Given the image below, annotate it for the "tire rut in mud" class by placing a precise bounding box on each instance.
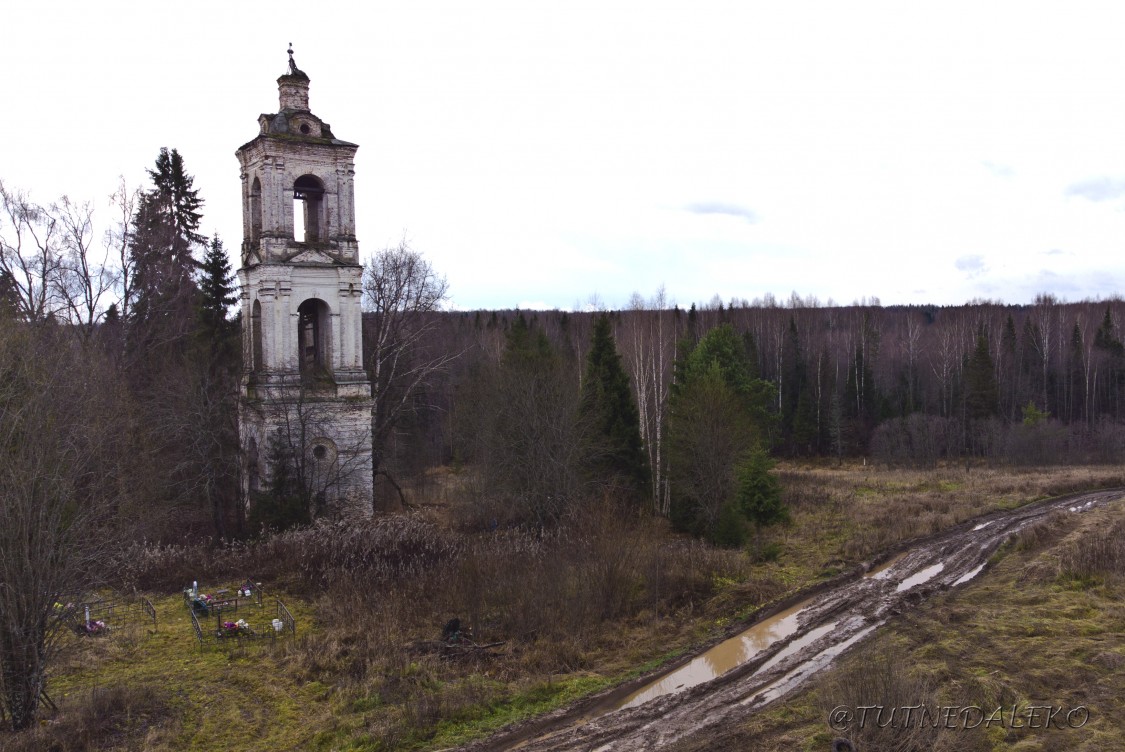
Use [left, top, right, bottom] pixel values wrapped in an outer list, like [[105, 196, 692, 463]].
[[464, 488, 1125, 752]]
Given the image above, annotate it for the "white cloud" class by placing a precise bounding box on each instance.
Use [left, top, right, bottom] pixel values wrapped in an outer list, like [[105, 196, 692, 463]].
[[1065, 176, 1125, 202], [6, 1, 1125, 311]]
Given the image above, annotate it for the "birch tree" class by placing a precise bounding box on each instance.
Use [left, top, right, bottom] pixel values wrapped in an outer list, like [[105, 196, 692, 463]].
[[624, 287, 675, 514]]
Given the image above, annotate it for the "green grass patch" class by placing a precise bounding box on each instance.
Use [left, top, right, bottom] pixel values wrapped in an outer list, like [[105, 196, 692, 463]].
[[425, 674, 612, 749], [48, 585, 322, 751]]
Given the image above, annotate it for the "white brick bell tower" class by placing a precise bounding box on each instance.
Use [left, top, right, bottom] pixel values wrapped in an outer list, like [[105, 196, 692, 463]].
[[237, 46, 373, 518]]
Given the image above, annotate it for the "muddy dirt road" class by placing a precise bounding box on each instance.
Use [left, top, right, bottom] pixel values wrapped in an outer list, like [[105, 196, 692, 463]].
[[466, 488, 1124, 752]]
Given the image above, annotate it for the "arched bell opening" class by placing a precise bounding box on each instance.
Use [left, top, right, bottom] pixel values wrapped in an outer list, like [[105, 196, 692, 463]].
[[293, 174, 325, 244]]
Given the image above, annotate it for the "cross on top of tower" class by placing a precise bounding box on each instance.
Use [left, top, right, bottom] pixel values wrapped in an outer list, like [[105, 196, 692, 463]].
[[287, 43, 299, 75]]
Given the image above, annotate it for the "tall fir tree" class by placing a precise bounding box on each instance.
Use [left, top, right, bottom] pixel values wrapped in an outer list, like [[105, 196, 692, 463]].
[[1095, 307, 1124, 357], [196, 235, 239, 353], [118, 149, 245, 539], [965, 330, 999, 421], [192, 235, 242, 536], [578, 314, 649, 500], [128, 147, 205, 354], [147, 146, 205, 251]]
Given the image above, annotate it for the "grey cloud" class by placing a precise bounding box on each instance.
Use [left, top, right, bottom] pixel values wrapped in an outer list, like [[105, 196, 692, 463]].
[[685, 202, 758, 223], [982, 161, 1014, 178], [955, 255, 987, 277], [1065, 176, 1125, 202]]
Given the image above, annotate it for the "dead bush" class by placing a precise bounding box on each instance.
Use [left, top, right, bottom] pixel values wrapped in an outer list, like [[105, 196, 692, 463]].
[[0, 682, 171, 750], [1058, 517, 1125, 582], [1012, 512, 1070, 554], [817, 644, 966, 752]]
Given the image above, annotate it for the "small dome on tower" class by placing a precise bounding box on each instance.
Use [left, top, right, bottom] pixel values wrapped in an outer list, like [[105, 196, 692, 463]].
[[278, 43, 311, 111]]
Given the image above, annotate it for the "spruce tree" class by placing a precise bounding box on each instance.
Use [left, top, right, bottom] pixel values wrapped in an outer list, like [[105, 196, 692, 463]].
[[128, 147, 205, 349], [147, 146, 205, 252], [578, 314, 649, 499], [1095, 307, 1123, 357], [197, 235, 238, 345], [965, 331, 999, 420], [735, 444, 787, 553], [192, 235, 242, 536], [248, 432, 311, 531], [667, 324, 778, 538]]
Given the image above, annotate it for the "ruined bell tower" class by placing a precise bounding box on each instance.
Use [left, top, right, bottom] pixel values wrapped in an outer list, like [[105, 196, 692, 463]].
[[237, 46, 373, 518]]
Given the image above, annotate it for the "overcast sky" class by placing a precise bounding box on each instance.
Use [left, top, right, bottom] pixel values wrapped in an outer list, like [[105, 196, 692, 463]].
[[5, 1, 1125, 311]]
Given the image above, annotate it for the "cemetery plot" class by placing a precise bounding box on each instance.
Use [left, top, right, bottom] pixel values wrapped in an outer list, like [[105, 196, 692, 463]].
[[183, 580, 296, 650], [64, 593, 157, 636], [184, 578, 263, 616]]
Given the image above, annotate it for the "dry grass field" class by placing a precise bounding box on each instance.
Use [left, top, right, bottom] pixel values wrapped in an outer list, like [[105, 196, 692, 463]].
[[8, 462, 1125, 751]]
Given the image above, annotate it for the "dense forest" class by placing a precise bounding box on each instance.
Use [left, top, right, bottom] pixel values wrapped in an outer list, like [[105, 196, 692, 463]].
[[381, 294, 1125, 508]]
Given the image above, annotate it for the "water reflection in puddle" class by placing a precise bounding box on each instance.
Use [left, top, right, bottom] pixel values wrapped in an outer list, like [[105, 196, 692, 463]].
[[953, 563, 985, 586], [895, 562, 944, 592], [972, 520, 993, 531], [742, 622, 881, 708], [757, 622, 836, 673], [616, 599, 811, 710], [865, 552, 908, 579]]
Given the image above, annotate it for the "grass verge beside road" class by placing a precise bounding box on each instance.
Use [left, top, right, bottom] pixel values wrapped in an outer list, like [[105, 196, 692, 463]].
[[11, 463, 1125, 751]]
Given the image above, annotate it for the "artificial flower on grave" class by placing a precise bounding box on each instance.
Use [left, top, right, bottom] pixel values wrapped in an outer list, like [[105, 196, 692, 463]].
[[83, 620, 107, 635], [218, 618, 252, 637]]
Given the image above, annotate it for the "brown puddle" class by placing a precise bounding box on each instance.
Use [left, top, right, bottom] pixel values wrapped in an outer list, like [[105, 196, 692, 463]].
[[615, 598, 813, 710]]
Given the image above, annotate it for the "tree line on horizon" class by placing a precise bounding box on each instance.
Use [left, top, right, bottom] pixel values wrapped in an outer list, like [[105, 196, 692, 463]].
[[381, 292, 1125, 506]]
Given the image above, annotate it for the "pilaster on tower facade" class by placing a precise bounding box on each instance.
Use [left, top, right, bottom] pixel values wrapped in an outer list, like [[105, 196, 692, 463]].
[[237, 47, 373, 518]]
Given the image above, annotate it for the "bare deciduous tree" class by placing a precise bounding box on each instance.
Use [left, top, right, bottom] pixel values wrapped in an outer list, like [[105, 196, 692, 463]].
[[0, 180, 134, 332], [362, 242, 459, 496], [0, 326, 126, 730], [106, 178, 140, 319], [0, 181, 64, 322], [53, 195, 116, 336]]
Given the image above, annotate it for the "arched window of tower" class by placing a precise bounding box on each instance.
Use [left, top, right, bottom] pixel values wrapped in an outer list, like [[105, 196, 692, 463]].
[[293, 174, 324, 244], [251, 299, 263, 371], [297, 298, 331, 376], [249, 177, 262, 244]]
